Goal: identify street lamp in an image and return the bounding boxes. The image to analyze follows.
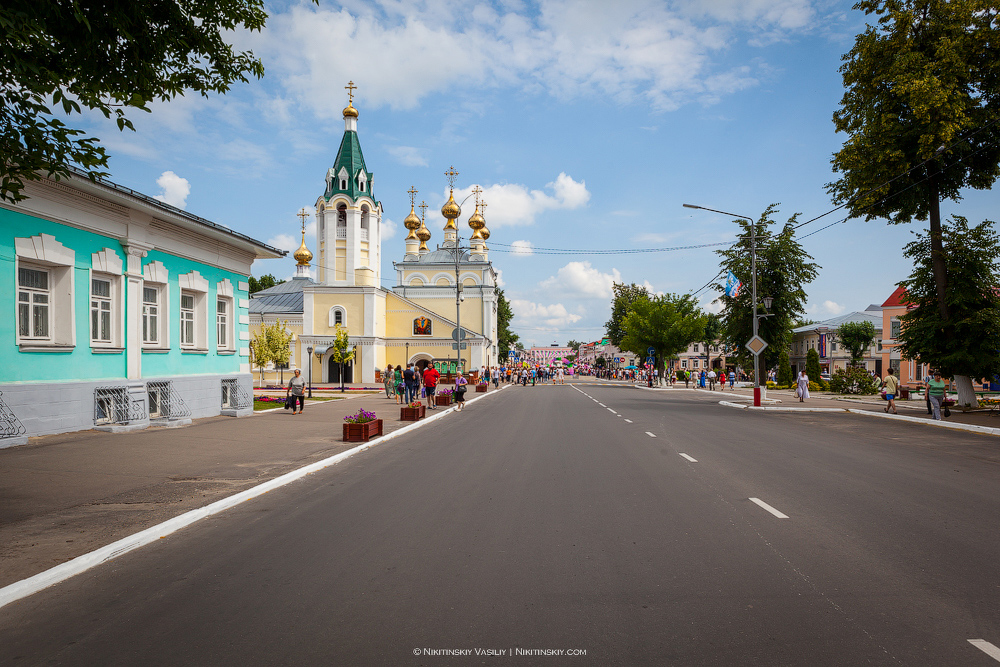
[306,345,314,398]
[683,203,766,406]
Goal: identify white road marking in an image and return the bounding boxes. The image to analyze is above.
[617,414,623,418]
[645,431,656,438]
[598,403,606,407]
[749,497,789,519]
[679,453,698,462]
[624,419,633,423]
[607,408,617,413]
[970,640,1000,662]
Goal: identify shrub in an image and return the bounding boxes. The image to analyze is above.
[806,349,828,389]
[777,350,793,386]
[808,381,823,392]
[828,367,880,395]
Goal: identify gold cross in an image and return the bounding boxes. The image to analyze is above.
[445,166,459,189]
[471,184,483,208]
[418,201,428,221]
[480,200,487,219]
[345,81,357,104]
[407,185,418,207]
[297,207,310,232]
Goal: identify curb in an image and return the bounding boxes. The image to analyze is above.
[0,385,507,611]
[718,400,844,413]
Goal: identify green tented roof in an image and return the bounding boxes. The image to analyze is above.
[324,130,375,202]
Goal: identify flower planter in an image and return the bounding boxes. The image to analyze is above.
[435,394,452,406]
[475,384,488,393]
[342,419,383,442]
[400,405,426,421]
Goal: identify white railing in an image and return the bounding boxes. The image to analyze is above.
[336,227,347,238]
[360,228,369,241]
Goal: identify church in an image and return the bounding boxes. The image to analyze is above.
[250,86,500,385]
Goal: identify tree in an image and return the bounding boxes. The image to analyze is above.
[1,0,275,204]
[248,274,284,294]
[566,340,583,353]
[329,323,356,392]
[620,293,706,383]
[496,289,519,359]
[806,348,824,389]
[829,366,880,395]
[605,282,650,348]
[828,0,1000,330]
[777,350,793,386]
[712,205,820,374]
[249,320,293,386]
[699,314,723,370]
[838,320,878,366]
[897,216,1000,407]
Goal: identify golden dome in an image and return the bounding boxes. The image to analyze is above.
[293,233,313,265]
[481,226,490,241]
[404,206,421,240]
[343,102,359,118]
[441,190,460,229]
[416,219,431,251]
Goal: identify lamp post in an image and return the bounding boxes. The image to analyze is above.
[684,203,766,406]
[815,325,829,376]
[306,346,314,398]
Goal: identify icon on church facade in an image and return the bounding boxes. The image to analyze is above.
[413,316,432,336]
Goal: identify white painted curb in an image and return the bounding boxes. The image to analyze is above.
[0,385,507,611]
[718,400,843,413]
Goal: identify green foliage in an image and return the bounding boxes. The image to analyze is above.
[249,319,293,381]
[605,282,650,348]
[566,340,583,352]
[829,366,880,395]
[806,348,826,389]
[329,324,355,365]
[1,0,275,203]
[897,216,1000,378]
[620,293,706,379]
[700,313,723,368]
[777,349,793,386]
[496,289,519,358]
[838,320,877,365]
[248,274,284,294]
[712,205,820,371]
[793,318,817,328]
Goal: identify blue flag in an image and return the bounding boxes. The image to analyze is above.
[725,270,742,298]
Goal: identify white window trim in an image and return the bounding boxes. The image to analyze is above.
[216,279,236,353]
[180,291,196,348]
[178,271,209,352]
[142,261,170,350]
[328,305,346,328]
[90,249,124,350]
[14,234,75,350]
[17,264,52,343]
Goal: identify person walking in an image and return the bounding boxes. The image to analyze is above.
[286,368,306,415]
[384,364,394,399]
[393,365,404,404]
[922,369,934,415]
[423,364,440,409]
[403,363,416,404]
[707,369,717,391]
[454,373,469,411]
[882,368,901,414]
[796,370,810,402]
[684,370,690,388]
[926,371,947,420]
[729,370,735,390]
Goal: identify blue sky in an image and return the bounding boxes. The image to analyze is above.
[74,0,997,348]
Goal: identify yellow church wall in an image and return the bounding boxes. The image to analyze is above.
[402,297,485,335]
[311,292,367,335]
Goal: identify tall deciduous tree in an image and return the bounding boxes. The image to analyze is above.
[620,294,706,382]
[838,320,878,366]
[828,0,1000,325]
[699,314,723,370]
[897,216,1000,407]
[1,0,274,203]
[249,319,292,386]
[496,289,519,359]
[712,205,819,374]
[605,282,650,348]
[329,323,355,391]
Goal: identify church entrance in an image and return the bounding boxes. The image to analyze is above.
[328,357,353,383]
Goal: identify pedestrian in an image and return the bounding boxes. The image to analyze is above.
[707,369,717,391]
[881,367,901,414]
[403,363,416,403]
[684,370,690,388]
[922,368,934,415]
[926,370,947,420]
[394,365,404,404]
[492,366,500,387]
[423,363,440,409]
[729,370,735,389]
[384,364,394,399]
[796,370,810,402]
[454,373,469,410]
[286,368,306,415]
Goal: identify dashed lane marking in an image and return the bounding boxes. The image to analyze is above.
[624,419,633,423]
[679,453,698,462]
[969,640,1000,662]
[749,497,789,519]
[607,408,617,413]
[645,432,657,438]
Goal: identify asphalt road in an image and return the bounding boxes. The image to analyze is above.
[2,379,999,666]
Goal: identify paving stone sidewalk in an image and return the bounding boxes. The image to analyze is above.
[0,388,470,589]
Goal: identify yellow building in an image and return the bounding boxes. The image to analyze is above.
[250,92,499,385]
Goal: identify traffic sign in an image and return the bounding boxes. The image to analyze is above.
[646,356,654,365]
[451,328,469,341]
[745,335,768,355]
[647,346,656,357]
[508,350,515,357]
[451,342,468,350]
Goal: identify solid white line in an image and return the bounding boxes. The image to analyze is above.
[624,419,633,423]
[749,497,789,519]
[969,640,1000,662]
[645,431,657,438]
[679,453,698,462]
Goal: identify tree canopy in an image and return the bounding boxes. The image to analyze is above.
[1,0,272,203]
[248,274,284,294]
[605,282,650,349]
[620,293,706,379]
[249,319,292,384]
[496,289,519,359]
[837,320,878,365]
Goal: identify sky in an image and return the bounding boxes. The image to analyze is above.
[69,0,997,349]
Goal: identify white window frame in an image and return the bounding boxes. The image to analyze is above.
[142,261,170,350]
[177,271,209,352]
[216,279,236,354]
[18,264,51,342]
[14,234,75,350]
[180,290,196,348]
[90,275,114,344]
[142,284,162,346]
[90,249,123,350]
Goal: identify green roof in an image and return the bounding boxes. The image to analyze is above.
[324,130,375,202]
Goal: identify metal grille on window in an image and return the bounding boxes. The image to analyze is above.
[0,391,26,441]
[221,378,251,409]
[146,381,191,420]
[95,386,133,425]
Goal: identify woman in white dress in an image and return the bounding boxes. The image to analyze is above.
[796,370,810,402]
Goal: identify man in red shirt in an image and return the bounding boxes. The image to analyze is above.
[422,365,441,408]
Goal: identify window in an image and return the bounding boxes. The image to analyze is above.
[890,319,901,339]
[693,344,699,353]
[693,360,699,368]
[143,286,160,344]
[217,299,228,348]
[335,310,343,326]
[337,204,347,226]
[18,266,50,340]
[681,360,687,369]
[180,292,196,347]
[91,278,112,343]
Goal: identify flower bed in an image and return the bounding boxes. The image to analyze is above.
[400,403,426,421]
[475,383,488,393]
[343,408,382,441]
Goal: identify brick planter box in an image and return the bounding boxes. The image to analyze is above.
[435,394,452,407]
[342,419,383,442]
[400,405,426,421]
[475,384,488,393]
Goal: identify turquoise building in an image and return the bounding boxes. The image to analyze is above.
[0,169,283,444]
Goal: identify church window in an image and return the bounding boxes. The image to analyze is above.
[361,206,369,229]
[335,310,343,325]
[337,204,347,227]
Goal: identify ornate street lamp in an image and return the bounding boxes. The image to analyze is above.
[306,345,314,398]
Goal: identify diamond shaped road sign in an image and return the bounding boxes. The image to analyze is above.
[745,335,768,356]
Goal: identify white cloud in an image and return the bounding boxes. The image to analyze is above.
[806,300,846,317]
[510,240,534,256]
[511,299,583,330]
[452,173,590,228]
[386,145,429,167]
[382,217,398,240]
[494,267,506,287]
[702,298,724,314]
[267,233,298,253]
[152,171,190,209]
[539,261,622,299]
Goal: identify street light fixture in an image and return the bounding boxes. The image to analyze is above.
[683,203,767,406]
[306,345,314,398]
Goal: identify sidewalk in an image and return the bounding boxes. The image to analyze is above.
[0,388,485,590]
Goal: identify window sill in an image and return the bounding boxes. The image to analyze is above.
[181,348,209,355]
[18,344,75,353]
[142,348,171,354]
[91,346,125,354]
[217,350,237,355]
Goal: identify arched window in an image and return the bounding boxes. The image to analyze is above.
[361,205,369,230]
[329,306,346,328]
[337,204,347,227]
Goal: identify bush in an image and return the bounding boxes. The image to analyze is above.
[808,381,824,392]
[806,349,828,390]
[828,367,880,395]
[777,350,793,386]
